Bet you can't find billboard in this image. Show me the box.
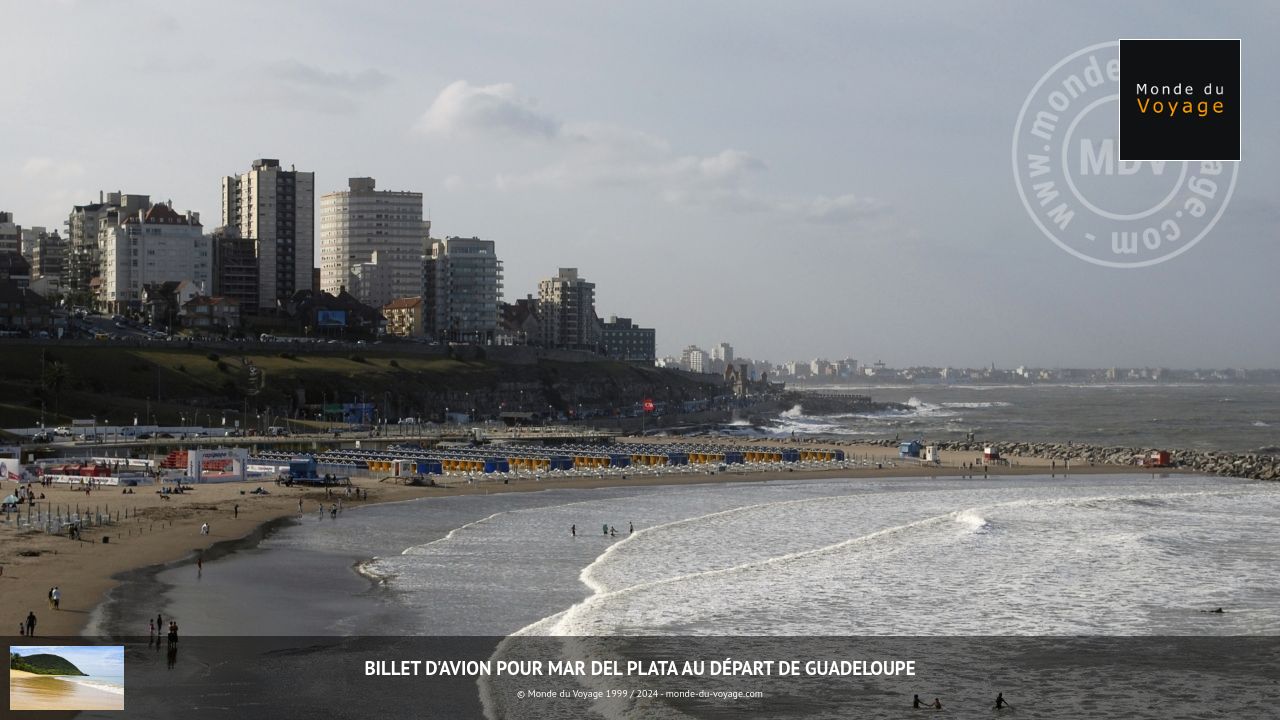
[0,446,21,481]
[316,310,347,327]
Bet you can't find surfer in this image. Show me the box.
[1201,607,1224,613]
[995,692,1011,710]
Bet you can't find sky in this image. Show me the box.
[2,1,1277,368]
[12,645,124,676]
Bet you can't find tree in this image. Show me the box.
[41,360,71,421]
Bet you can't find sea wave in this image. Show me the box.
[66,677,125,695]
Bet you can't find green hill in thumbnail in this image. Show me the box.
[10,652,87,676]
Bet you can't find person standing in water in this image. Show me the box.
[913,694,924,708]
[571,524,576,538]
[629,521,634,534]
[995,692,1011,710]
[929,698,942,709]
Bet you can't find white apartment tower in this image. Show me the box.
[221,159,314,311]
[319,177,427,309]
[99,203,211,313]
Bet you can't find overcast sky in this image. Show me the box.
[3,1,1276,367]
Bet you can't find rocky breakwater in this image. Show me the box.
[865,439,1280,481]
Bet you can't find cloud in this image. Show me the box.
[420,79,889,227]
[417,80,560,139]
[22,157,85,180]
[273,60,392,93]
[227,60,393,116]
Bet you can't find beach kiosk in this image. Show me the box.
[1147,450,1171,468]
[983,446,1000,463]
[899,440,923,459]
[922,445,941,463]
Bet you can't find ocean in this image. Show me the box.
[103,472,1280,638]
[757,383,1280,452]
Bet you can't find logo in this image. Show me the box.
[1012,41,1238,268]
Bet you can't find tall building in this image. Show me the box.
[423,236,503,343]
[99,203,211,313]
[221,159,314,312]
[600,316,656,362]
[711,342,734,364]
[537,267,598,350]
[319,177,426,309]
[0,212,20,254]
[210,226,260,311]
[25,227,66,287]
[66,192,152,297]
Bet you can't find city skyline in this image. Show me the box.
[3,1,1278,367]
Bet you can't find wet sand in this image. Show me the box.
[9,669,124,711]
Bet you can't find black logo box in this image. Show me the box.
[1119,38,1241,161]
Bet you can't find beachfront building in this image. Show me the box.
[221,159,315,312]
[0,212,19,254]
[210,226,260,312]
[537,267,598,350]
[423,236,502,344]
[320,177,427,310]
[600,316,656,363]
[382,296,425,338]
[498,296,542,345]
[98,203,211,314]
[23,227,65,283]
[65,192,153,300]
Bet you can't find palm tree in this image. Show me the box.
[42,360,71,421]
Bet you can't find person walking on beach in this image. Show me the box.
[51,586,60,610]
[298,499,303,513]
[234,504,239,518]
[200,522,209,535]
[47,587,54,609]
[25,611,36,637]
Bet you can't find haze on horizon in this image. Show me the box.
[2,1,1276,369]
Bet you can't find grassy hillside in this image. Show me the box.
[10,652,87,676]
[0,342,719,428]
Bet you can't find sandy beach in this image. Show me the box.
[9,668,124,711]
[0,437,1168,638]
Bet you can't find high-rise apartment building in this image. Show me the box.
[423,236,502,343]
[210,226,260,311]
[0,212,20,254]
[319,177,426,309]
[221,159,314,312]
[537,267,598,350]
